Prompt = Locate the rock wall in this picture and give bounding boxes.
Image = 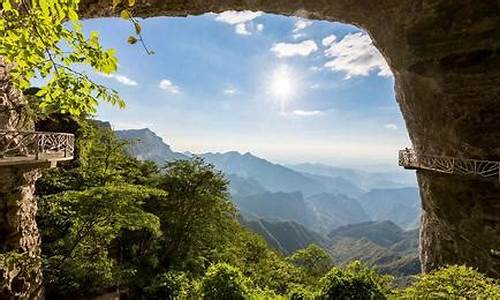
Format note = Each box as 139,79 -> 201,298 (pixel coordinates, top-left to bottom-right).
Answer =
78,0 -> 500,278
0,167 -> 42,299
0,59 -> 43,298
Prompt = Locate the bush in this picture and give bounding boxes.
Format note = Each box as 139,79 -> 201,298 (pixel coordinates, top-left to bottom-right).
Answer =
288,286 -> 316,300
201,263 -> 252,299
396,265 -> 500,299
316,261 -> 390,300
144,271 -> 191,299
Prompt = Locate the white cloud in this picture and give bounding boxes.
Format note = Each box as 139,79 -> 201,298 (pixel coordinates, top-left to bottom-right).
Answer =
323,32 -> 392,78
271,40 -> 318,58
310,83 -> 320,89
384,123 -> 398,130
215,10 -> 262,25
321,34 -> 337,47
235,23 -> 251,35
215,10 -> 263,35
292,110 -> 322,116
98,73 -> 138,86
159,79 -> 181,94
223,87 -> 239,95
293,19 -> 313,32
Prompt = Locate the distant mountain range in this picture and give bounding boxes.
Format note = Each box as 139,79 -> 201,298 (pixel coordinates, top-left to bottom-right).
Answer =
240,218 -> 326,255
241,218 -> 420,277
327,221 -> 420,277
115,128 -> 421,229
115,127 -> 421,277
115,128 -> 188,164
288,162 -> 417,190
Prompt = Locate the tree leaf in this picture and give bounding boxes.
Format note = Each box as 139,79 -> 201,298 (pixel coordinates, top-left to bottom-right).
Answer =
128,0 -> 136,7
120,9 -> 131,20
112,0 -> 123,9
134,22 -> 141,34
127,36 -> 138,44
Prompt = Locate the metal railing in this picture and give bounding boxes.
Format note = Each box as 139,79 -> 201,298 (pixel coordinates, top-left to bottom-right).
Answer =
0,131 -> 75,162
399,148 -> 500,182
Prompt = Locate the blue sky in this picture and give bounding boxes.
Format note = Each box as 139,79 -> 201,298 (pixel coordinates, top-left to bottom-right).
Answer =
84,12 -> 410,168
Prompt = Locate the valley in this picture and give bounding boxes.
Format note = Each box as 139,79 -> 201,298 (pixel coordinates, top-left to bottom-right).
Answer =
117,127 -> 421,277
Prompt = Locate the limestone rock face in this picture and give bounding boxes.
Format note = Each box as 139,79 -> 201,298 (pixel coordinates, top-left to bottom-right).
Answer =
0,60 -> 42,298
0,58 -> 31,132
0,167 -> 42,299
78,0 -> 500,278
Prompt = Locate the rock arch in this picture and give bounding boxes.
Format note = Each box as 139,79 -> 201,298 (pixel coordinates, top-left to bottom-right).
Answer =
79,0 -> 500,277
0,1 -> 499,297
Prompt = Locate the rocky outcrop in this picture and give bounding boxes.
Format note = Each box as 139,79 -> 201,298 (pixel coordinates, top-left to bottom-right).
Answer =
0,59 -> 43,298
77,0 -> 500,277
0,167 -> 42,299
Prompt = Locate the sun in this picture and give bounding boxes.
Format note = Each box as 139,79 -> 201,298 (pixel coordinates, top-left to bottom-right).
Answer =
268,65 -> 298,112
270,65 -> 295,99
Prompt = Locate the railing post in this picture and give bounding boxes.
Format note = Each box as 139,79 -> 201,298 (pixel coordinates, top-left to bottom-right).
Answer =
35,133 -> 39,160
64,134 -> 68,158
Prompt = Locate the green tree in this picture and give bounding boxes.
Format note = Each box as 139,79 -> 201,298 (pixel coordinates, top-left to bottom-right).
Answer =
144,271 -> 192,299
151,157 -> 238,271
37,123 -> 161,195
316,261 -> 391,300
288,244 -> 333,279
200,263 -> 252,300
0,0 -> 124,118
396,265 -> 500,299
38,184 -> 163,298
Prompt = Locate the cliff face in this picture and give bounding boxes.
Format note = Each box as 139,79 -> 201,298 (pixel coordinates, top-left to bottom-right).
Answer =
115,128 -> 188,165
0,59 -> 42,298
77,0 -> 500,277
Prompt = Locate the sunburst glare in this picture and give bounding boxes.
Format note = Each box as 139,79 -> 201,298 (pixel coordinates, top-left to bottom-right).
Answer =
268,65 -> 297,113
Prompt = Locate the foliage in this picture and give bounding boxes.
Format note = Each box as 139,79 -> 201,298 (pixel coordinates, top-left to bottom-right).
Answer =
200,263 -> 252,300
39,184 -> 163,297
0,0 -> 124,117
144,271 -> 192,299
216,228 -> 305,294
316,261 -> 391,300
36,123 -> 161,195
288,286 -> 316,300
396,265 -> 500,299
287,244 -> 333,280
31,123 -> 500,300
151,157 -> 238,272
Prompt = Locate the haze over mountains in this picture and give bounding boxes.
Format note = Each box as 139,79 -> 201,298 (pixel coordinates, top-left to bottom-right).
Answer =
115,127 -> 421,276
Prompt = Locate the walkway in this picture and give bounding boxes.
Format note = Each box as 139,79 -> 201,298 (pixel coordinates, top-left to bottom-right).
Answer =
0,131 -> 74,167
399,148 -> 500,182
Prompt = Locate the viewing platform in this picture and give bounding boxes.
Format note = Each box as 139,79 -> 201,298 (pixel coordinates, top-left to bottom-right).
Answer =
0,131 -> 75,168
399,148 -> 500,182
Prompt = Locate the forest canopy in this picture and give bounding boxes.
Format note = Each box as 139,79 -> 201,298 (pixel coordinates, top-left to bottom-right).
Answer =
34,122 -> 500,299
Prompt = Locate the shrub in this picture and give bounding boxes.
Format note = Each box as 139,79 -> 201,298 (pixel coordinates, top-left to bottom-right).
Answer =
316,261 -> 389,300
200,263 -> 252,299
396,265 -> 500,299
144,271 -> 191,299
288,285 -> 316,300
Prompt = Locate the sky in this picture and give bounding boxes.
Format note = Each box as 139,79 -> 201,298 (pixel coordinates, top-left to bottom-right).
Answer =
83,12 -> 411,169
